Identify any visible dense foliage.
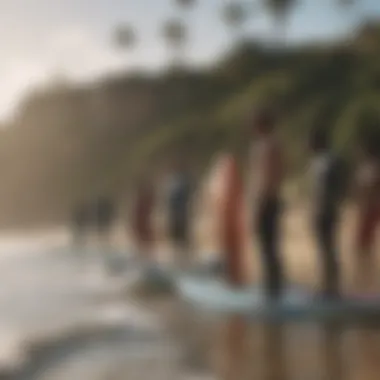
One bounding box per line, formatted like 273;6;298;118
0;22;379;226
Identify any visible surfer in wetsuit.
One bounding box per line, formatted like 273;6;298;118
167;160;193;269
309;126;347;299
132;178;155;262
72;201;89;248
250;107;285;300
354;130;380;257
94;196;116;248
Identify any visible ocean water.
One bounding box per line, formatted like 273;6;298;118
0;230;183;379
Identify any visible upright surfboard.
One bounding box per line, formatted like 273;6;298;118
217;153;246;286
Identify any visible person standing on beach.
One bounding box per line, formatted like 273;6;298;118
250;107;285;300
131;178;155;263
167;159;193;269
308;126;347;299
72;201;90;248
95;196;115;245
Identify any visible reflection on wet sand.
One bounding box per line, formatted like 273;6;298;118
217;317;248;380
354;328;380;380
321;323;344;380
262;323;288;380
198;319;353;380
177;299;380;379
169;207;380;380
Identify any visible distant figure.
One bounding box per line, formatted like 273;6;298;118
132;178;155;261
167;160;192;269
72;202;90;248
309;127;347;299
250;107;285;300
355;131;380;257
94;196;116;247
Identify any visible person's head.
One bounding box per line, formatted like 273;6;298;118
250;106;277;136
357;127;380;161
308;127;331;153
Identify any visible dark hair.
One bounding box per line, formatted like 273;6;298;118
251;106;277;132
358;128;380;159
309;126;331;151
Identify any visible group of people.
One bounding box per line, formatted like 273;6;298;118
231;107;379;300
71;163;194;269
72;196;116;247
71;106;380;301
244;107;379;300
131;161;193;268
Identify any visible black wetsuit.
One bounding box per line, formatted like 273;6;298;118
168;174;191;247
254;137;284;300
95;197;115;234
74;204;88;228
311;152;347;298
257;195;283;300
72;203;90;244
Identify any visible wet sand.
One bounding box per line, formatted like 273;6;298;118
1;202;378;380
50;202;379;380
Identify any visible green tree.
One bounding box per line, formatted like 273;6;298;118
336;0;355;8
162;19;188;68
114;24;136;51
222;1;249;44
173;0;196;10
171;0;196;67
263;0;297;47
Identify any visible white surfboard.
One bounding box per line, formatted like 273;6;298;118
176;276;380;322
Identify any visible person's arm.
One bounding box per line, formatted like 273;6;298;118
354;163;375;205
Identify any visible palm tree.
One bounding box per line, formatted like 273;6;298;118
264;0;297;47
162;19;187;68
171;0;196;67
114;24;136;51
222;1;249;44
336;0;355;8
173;0;196;11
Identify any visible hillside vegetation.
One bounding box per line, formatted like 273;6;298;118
0;22;379;227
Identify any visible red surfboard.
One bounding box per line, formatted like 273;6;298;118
219;154;245;286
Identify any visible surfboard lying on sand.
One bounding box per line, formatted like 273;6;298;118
176;276;380;322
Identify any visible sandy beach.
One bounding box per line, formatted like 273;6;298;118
0;202;378;379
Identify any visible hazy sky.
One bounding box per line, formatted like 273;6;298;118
0;0;379;121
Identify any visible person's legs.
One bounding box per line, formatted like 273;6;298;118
224;222;244;286
258;198;283;300
356;207;379;256
134;222;153;264
169;216;180;268
96;226;110;269
173;217;190;270
72;222;82;247
316;212;339;298
72;221;88;268
354;207;380;290
139;239;153;266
